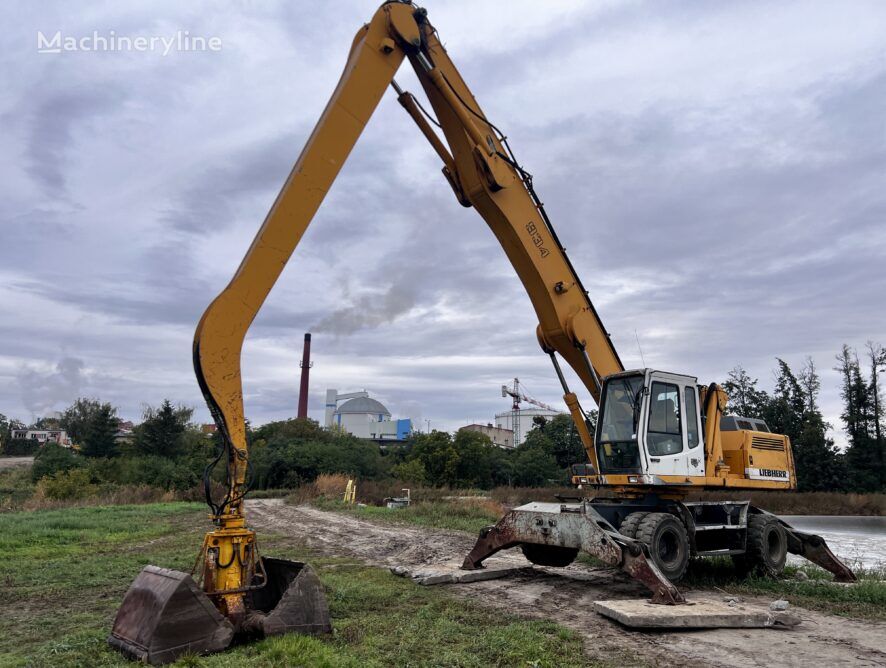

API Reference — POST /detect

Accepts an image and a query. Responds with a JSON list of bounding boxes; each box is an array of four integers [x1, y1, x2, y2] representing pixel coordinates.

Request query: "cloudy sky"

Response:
[[2, 0, 884, 444]]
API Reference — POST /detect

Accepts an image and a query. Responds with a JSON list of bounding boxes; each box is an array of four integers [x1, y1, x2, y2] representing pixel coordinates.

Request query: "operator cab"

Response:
[[595, 369, 705, 481]]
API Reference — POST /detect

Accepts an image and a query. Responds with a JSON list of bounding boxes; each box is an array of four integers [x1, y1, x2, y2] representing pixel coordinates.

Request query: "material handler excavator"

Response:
[[110, 1, 856, 663]]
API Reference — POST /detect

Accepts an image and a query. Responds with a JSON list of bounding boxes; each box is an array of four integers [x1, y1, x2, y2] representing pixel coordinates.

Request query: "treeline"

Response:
[[0, 399, 215, 499], [250, 414, 584, 489], [724, 342, 885, 493], [2, 340, 883, 497]]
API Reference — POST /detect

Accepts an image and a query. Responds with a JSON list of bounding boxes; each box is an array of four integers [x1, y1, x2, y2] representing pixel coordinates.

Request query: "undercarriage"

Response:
[[463, 496, 857, 603]]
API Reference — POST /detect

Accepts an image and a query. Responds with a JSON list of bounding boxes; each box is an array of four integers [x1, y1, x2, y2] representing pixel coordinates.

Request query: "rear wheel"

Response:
[[618, 511, 649, 539], [520, 543, 579, 567], [635, 513, 690, 582], [733, 514, 787, 577]]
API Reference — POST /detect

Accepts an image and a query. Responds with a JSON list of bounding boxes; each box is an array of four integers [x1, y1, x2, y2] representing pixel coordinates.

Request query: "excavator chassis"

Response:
[[463, 501, 685, 604], [109, 557, 331, 665], [464, 498, 856, 604]]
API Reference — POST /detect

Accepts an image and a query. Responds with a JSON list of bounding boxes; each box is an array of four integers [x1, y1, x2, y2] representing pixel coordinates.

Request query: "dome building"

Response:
[[324, 389, 412, 442]]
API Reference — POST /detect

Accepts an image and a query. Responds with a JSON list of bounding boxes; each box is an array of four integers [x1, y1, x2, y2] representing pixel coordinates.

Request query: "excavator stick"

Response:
[[109, 558, 330, 665], [463, 502, 685, 605]]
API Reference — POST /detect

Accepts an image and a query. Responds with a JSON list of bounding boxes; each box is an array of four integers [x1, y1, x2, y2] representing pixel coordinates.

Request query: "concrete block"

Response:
[[390, 561, 527, 586], [594, 598, 801, 630]]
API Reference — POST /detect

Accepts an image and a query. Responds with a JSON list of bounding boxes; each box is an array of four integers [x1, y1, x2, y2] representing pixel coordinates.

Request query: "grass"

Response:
[[0, 466, 35, 510], [0, 502, 597, 668], [682, 558, 886, 621], [307, 496, 504, 535]]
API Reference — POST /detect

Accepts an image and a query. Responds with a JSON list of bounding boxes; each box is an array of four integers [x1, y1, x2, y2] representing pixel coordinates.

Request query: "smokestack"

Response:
[[297, 333, 312, 419]]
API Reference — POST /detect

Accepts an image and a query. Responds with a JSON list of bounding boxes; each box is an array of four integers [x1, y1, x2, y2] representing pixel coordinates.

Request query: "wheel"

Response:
[[520, 543, 579, 567], [618, 511, 649, 539], [635, 512, 690, 582], [735, 514, 787, 577]]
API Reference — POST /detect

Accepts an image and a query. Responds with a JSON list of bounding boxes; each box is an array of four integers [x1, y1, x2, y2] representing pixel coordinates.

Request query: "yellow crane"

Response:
[[109, 1, 855, 662]]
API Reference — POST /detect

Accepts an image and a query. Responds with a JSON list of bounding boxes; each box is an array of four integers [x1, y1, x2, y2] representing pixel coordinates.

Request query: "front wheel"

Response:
[[635, 512, 690, 582]]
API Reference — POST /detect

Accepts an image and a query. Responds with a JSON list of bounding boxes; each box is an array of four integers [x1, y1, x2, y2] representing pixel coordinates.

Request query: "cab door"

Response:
[[643, 380, 686, 476], [683, 385, 705, 477]]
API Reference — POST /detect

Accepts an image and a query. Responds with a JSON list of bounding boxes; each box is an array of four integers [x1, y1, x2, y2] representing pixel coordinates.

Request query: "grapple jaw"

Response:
[[109, 558, 331, 665], [108, 566, 234, 665]]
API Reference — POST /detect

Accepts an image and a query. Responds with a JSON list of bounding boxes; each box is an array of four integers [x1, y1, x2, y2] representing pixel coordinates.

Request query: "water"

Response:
[[780, 515, 886, 570]]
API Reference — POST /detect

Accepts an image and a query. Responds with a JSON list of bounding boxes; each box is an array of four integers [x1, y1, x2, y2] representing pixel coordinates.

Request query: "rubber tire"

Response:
[[734, 514, 787, 577], [521, 543, 579, 567], [618, 512, 649, 539], [635, 512, 690, 582]]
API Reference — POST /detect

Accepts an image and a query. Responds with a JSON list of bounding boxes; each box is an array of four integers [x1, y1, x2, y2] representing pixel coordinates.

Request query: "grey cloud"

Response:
[[17, 356, 84, 417], [26, 86, 125, 197], [1, 0, 884, 438]]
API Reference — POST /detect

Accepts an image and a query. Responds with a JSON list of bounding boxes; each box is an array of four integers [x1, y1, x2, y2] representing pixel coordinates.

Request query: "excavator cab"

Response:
[[595, 370, 708, 482], [593, 369, 794, 487]]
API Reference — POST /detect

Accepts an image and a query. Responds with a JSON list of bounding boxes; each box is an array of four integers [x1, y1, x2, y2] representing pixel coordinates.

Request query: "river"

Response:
[[781, 515, 885, 570]]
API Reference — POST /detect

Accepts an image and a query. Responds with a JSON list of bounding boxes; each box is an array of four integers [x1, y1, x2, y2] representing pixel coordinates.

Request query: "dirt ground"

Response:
[[0, 456, 33, 470], [247, 499, 886, 668]]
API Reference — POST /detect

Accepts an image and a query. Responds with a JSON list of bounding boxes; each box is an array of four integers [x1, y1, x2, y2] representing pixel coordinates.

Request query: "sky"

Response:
[[1, 0, 884, 445]]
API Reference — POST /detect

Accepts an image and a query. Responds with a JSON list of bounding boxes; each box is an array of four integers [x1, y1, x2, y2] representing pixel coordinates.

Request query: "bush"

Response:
[[35, 469, 98, 500], [31, 443, 82, 482], [2, 438, 40, 456], [90, 455, 201, 491]]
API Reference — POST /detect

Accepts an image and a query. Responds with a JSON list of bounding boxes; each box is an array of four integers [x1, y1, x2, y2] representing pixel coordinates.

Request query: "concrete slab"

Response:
[[594, 598, 801, 630], [391, 561, 529, 586]]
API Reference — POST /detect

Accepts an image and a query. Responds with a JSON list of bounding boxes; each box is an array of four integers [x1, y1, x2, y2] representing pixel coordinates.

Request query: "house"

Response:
[[10, 429, 73, 448]]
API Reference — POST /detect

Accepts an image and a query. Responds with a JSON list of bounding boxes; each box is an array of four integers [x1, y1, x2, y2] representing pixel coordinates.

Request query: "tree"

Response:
[[511, 446, 562, 487], [791, 358, 844, 491], [722, 365, 770, 419], [0, 414, 9, 452], [61, 398, 104, 445], [32, 416, 62, 430], [80, 402, 119, 458], [763, 359, 806, 445], [392, 459, 428, 485], [522, 413, 595, 469], [408, 431, 460, 487], [865, 341, 885, 489], [836, 345, 881, 492], [134, 400, 193, 458]]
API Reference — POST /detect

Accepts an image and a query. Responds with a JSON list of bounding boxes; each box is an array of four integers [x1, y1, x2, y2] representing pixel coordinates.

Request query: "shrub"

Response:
[[313, 473, 351, 498], [35, 469, 98, 500], [31, 443, 83, 482], [2, 438, 40, 456]]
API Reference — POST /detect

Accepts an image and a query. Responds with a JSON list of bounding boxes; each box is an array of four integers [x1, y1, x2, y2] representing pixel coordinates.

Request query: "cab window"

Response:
[[647, 382, 682, 455], [684, 386, 699, 448]]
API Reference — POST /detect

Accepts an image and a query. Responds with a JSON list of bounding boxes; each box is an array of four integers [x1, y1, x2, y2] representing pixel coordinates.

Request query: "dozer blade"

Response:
[[109, 558, 331, 665], [108, 565, 234, 665]]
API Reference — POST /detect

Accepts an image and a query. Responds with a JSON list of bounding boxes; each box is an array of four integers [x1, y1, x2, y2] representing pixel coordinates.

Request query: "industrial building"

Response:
[[324, 389, 412, 442], [459, 423, 515, 449], [496, 378, 564, 446], [494, 407, 561, 447]]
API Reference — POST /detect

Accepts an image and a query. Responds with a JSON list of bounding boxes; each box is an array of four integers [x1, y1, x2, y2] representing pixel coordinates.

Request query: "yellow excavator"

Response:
[[109, 1, 855, 663]]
